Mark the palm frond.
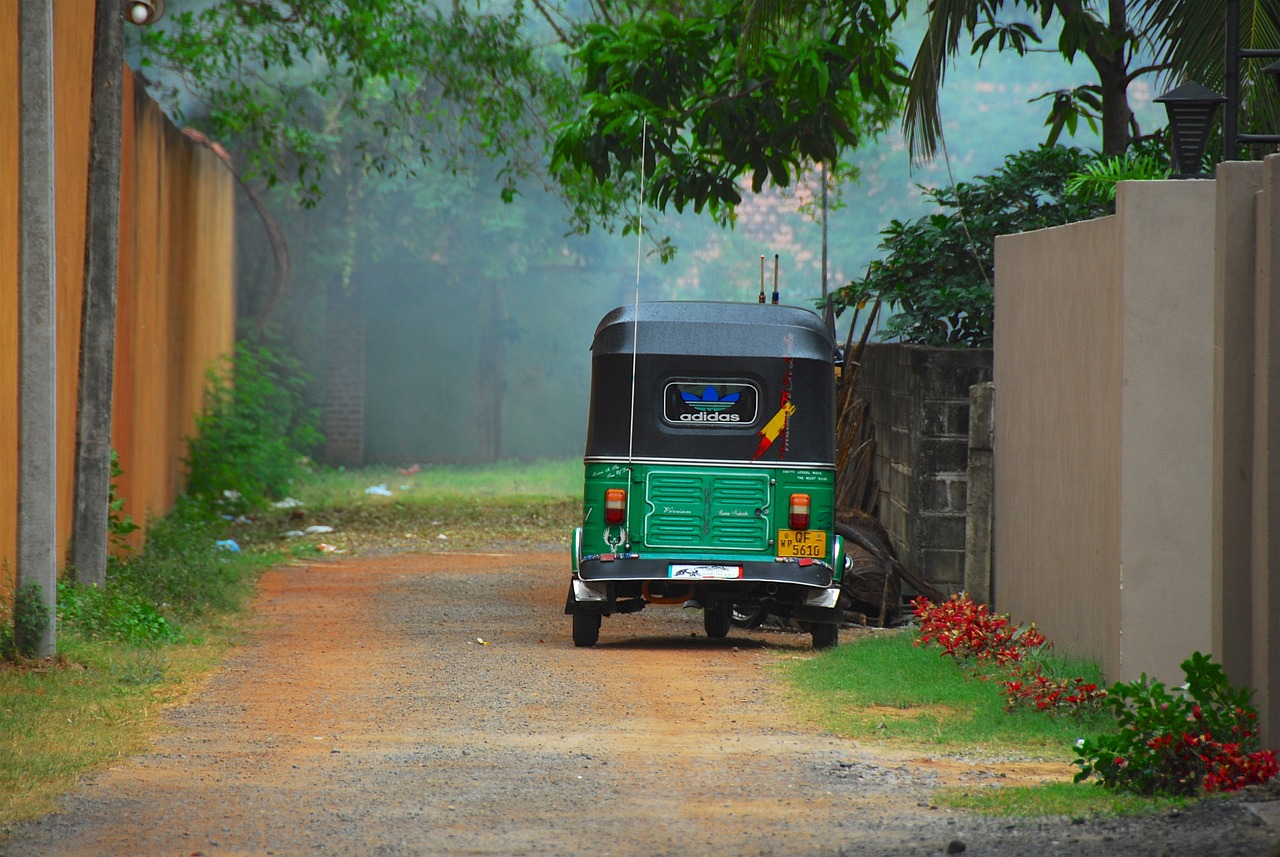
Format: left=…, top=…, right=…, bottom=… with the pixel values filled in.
left=903, top=0, right=986, bottom=162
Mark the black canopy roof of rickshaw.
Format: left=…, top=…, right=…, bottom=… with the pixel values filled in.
left=584, top=301, right=837, bottom=464
left=591, top=301, right=836, bottom=361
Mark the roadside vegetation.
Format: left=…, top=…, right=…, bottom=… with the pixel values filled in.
left=778, top=597, right=1277, bottom=819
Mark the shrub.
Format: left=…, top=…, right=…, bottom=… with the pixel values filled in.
left=108, top=450, right=140, bottom=553
left=913, top=594, right=1106, bottom=716
left=1073, top=652, right=1278, bottom=796
left=184, top=343, right=322, bottom=515
left=57, top=580, right=180, bottom=646
left=13, top=581, right=52, bottom=658
left=110, top=497, right=254, bottom=617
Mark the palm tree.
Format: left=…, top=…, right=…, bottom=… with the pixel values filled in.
left=903, top=0, right=1280, bottom=162
left=904, top=1, right=1150, bottom=159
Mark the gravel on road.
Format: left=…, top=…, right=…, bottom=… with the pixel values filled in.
left=2, top=551, right=1278, bottom=856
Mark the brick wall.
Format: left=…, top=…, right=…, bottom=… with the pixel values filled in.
left=322, top=281, right=366, bottom=466
left=859, top=343, right=993, bottom=593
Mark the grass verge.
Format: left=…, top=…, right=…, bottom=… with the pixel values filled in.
left=1, top=502, right=280, bottom=828
left=0, top=623, right=239, bottom=824
left=775, top=630, right=1190, bottom=818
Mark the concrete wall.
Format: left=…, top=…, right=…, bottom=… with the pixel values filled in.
left=994, top=177, right=1251, bottom=725
left=1249, top=159, right=1280, bottom=744
left=1117, top=181, right=1218, bottom=684
left=994, top=214, right=1124, bottom=679
left=1213, top=162, right=1263, bottom=732
left=860, top=344, right=992, bottom=594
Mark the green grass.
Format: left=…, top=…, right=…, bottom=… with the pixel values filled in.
left=937, top=780, right=1193, bottom=819
left=294, top=458, right=583, bottom=508
left=1, top=499, right=281, bottom=828
left=777, top=631, right=1109, bottom=753
left=223, top=459, right=583, bottom=556
left=0, top=615, right=243, bottom=825
left=773, top=630, right=1190, bottom=818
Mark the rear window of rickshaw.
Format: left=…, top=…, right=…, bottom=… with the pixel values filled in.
left=661, top=379, right=760, bottom=428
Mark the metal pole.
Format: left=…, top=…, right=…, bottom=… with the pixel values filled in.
left=821, top=162, right=832, bottom=334
left=72, top=0, right=126, bottom=587
left=18, top=0, right=59, bottom=657
left=1226, top=0, right=1240, bottom=160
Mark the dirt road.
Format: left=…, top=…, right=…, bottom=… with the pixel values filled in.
left=2, top=552, right=1277, bottom=856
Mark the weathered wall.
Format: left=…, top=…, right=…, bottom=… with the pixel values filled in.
left=1213, top=161, right=1263, bottom=735
left=1248, top=158, right=1280, bottom=745
left=860, top=343, right=992, bottom=593
left=1, top=4, right=236, bottom=598
left=993, top=180, right=1222, bottom=698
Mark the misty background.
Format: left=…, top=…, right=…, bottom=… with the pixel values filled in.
left=178, top=9, right=1162, bottom=465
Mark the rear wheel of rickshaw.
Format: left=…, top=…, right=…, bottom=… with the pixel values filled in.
left=811, top=622, right=839, bottom=650
left=730, top=603, right=769, bottom=628
left=703, top=601, right=731, bottom=638
left=572, top=610, right=601, bottom=647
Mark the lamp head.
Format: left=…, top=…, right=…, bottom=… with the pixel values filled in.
left=1155, top=82, right=1226, bottom=177
left=124, top=0, right=164, bottom=25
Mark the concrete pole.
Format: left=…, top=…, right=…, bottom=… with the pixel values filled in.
left=17, top=0, right=59, bottom=657
left=71, top=0, right=126, bottom=587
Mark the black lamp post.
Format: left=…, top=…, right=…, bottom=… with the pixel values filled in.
left=1155, top=83, right=1227, bottom=177
left=1224, top=0, right=1280, bottom=159
left=1158, top=0, right=1280, bottom=175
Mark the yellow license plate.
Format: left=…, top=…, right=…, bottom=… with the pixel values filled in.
left=776, top=529, right=826, bottom=558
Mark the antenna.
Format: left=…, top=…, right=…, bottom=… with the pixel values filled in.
left=758, top=255, right=766, bottom=303
left=771, top=254, right=779, bottom=305
left=627, top=120, right=647, bottom=464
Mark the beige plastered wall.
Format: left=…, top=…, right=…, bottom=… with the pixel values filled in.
left=994, top=180, right=1218, bottom=691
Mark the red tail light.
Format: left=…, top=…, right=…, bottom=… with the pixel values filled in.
left=789, top=493, right=811, bottom=530
left=604, top=488, right=627, bottom=524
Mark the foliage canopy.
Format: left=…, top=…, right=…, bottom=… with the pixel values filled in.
left=135, top=0, right=572, bottom=208
left=551, top=0, right=906, bottom=226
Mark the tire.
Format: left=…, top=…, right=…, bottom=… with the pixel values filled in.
left=704, top=601, right=731, bottom=638
left=730, top=604, right=769, bottom=629
left=572, top=610, right=601, bottom=647
left=811, top=622, right=839, bottom=650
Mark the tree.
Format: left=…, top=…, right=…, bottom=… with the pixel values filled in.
left=135, top=1, right=572, bottom=208
left=551, top=0, right=906, bottom=227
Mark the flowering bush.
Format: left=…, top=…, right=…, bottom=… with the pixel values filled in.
left=912, top=594, right=1105, bottom=716
left=1073, top=652, right=1278, bottom=796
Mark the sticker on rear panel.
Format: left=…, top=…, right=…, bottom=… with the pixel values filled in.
left=663, top=381, right=758, bottom=427
left=668, top=564, right=744, bottom=580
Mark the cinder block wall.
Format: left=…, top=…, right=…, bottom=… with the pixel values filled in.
left=859, top=343, right=992, bottom=594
